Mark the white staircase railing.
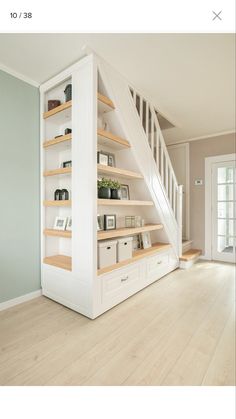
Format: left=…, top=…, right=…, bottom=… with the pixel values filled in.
left=129, top=88, right=183, bottom=255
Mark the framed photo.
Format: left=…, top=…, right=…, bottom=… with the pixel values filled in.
left=132, top=234, right=142, bottom=251
left=97, top=215, right=104, bottom=231
left=66, top=216, right=72, bottom=231
left=104, top=214, right=116, bottom=230
left=53, top=216, right=67, bottom=231
left=108, top=153, right=116, bottom=167
left=97, top=151, right=109, bottom=166
left=120, top=184, right=130, bottom=200
left=62, top=160, right=72, bottom=168
left=141, top=232, right=152, bottom=249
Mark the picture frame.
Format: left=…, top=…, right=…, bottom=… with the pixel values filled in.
left=104, top=214, right=116, bottom=230
left=97, top=151, right=109, bottom=166
left=97, top=215, right=104, bottom=231
left=132, top=234, right=142, bottom=251
left=53, top=216, right=67, bottom=231
left=62, top=160, right=72, bottom=168
left=66, top=216, right=72, bottom=231
left=108, top=153, right=116, bottom=167
left=120, top=184, right=130, bottom=200
left=141, top=232, right=152, bottom=249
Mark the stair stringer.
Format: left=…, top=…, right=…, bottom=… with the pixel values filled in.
left=97, top=58, right=180, bottom=259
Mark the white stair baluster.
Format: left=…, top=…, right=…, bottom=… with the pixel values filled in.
left=169, top=172, right=173, bottom=208
left=156, top=131, right=159, bottom=170
left=145, top=102, right=149, bottom=135
left=160, top=144, right=164, bottom=182
left=140, top=96, right=143, bottom=127
left=165, top=162, right=169, bottom=197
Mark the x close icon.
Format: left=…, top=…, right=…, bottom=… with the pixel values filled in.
left=212, top=10, right=222, bottom=20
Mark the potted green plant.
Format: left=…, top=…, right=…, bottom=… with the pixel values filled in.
left=110, top=180, right=121, bottom=199
left=97, top=178, right=112, bottom=199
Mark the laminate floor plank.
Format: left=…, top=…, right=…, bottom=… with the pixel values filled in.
left=0, top=261, right=234, bottom=386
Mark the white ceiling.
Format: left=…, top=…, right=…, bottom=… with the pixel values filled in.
left=0, top=33, right=235, bottom=144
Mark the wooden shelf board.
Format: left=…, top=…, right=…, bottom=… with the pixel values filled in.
left=43, top=200, right=71, bottom=207
left=97, top=164, right=143, bottom=179
left=97, top=224, right=163, bottom=240
left=43, top=255, right=72, bottom=271
left=43, top=134, right=72, bottom=148
left=180, top=249, right=202, bottom=261
left=97, top=199, right=153, bottom=206
left=43, top=243, right=171, bottom=274
left=97, top=93, right=115, bottom=113
left=97, top=242, right=171, bottom=275
left=43, top=93, right=113, bottom=119
left=44, top=229, right=71, bottom=238
left=43, top=167, right=71, bottom=177
left=43, top=101, right=72, bottom=119
left=97, top=129, right=130, bottom=149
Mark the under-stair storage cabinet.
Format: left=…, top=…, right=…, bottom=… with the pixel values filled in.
left=40, top=54, right=179, bottom=319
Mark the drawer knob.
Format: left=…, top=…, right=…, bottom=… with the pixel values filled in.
left=157, top=261, right=162, bottom=265
left=121, top=275, right=129, bottom=282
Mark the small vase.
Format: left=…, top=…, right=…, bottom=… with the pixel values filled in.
left=64, top=84, right=72, bottom=102
left=61, top=189, right=69, bottom=200
left=111, top=189, right=121, bottom=199
left=98, top=187, right=111, bottom=199
left=54, top=189, right=62, bottom=200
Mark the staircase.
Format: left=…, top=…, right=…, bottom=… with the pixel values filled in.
left=129, top=87, right=182, bottom=225
left=128, top=87, right=202, bottom=269
left=97, top=56, right=204, bottom=270
left=98, top=58, right=183, bottom=261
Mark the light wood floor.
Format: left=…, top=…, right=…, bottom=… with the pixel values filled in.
left=0, top=261, right=235, bottom=386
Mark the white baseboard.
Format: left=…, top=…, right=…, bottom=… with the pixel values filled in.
left=0, top=289, right=42, bottom=312
left=180, top=259, right=196, bottom=269
left=199, top=254, right=210, bottom=260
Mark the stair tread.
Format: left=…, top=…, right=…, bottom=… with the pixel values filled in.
left=180, top=249, right=202, bottom=261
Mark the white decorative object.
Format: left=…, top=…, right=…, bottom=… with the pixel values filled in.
left=141, top=232, right=152, bottom=249
left=97, top=116, right=103, bottom=129
left=117, top=237, right=133, bottom=262
left=135, top=216, right=142, bottom=227
left=98, top=240, right=118, bottom=269
left=97, top=215, right=104, bottom=231
left=125, top=216, right=135, bottom=228
left=66, top=216, right=72, bottom=231
left=53, top=216, right=67, bottom=230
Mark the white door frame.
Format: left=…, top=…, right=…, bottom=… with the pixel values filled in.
left=205, top=153, right=236, bottom=260
left=167, top=142, right=190, bottom=240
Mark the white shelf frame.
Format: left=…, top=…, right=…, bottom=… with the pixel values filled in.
left=40, top=54, right=98, bottom=318
left=40, top=53, right=179, bottom=319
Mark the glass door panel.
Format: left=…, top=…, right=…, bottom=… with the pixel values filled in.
left=212, top=160, right=236, bottom=263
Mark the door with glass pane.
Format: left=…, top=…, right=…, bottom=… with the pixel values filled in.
left=212, top=161, right=236, bottom=262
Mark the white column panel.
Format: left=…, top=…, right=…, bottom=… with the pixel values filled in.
left=72, top=55, right=97, bottom=315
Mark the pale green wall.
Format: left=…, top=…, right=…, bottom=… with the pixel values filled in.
left=0, top=70, right=40, bottom=303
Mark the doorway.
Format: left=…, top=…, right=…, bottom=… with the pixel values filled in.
left=205, top=154, right=236, bottom=262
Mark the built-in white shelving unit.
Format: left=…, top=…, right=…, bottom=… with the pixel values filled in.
left=40, top=54, right=179, bottom=318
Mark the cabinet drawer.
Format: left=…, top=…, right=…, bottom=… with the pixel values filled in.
left=101, top=263, right=142, bottom=304
left=146, top=251, right=169, bottom=278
